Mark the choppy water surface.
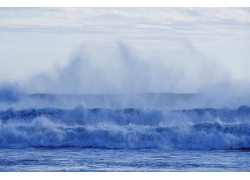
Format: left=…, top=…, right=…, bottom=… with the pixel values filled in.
left=1, top=147, right=250, bottom=172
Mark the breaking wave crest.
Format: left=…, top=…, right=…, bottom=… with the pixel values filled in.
left=1, top=104, right=250, bottom=150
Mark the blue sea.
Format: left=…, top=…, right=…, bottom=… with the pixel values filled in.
left=1, top=92, right=250, bottom=172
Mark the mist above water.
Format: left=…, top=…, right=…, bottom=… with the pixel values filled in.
left=24, top=41, right=226, bottom=94
left=1, top=41, right=250, bottom=110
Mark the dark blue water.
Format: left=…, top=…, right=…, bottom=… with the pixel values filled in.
left=1, top=147, right=250, bottom=171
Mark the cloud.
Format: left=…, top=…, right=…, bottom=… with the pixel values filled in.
left=1, top=7, right=250, bottom=46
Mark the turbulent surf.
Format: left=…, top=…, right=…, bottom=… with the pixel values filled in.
left=1, top=93, right=250, bottom=150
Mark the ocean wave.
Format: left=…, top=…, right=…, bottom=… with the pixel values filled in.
left=1, top=105, right=250, bottom=150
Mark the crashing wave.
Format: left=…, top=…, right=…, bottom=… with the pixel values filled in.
left=0, top=104, right=250, bottom=150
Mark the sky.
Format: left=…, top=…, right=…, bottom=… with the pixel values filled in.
left=0, top=7, right=250, bottom=95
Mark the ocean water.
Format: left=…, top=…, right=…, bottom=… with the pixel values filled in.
left=1, top=92, right=250, bottom=171
left=1, top=148, right=250, bottom=172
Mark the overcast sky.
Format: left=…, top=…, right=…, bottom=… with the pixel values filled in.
left=0, top=7, right=250, bottom=95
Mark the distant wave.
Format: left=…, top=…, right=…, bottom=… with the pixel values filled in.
left=27, top=93, right=200, bottom=109
left=1, top=104, right=250, bottom=150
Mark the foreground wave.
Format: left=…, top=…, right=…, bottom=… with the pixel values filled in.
left=1, top=104, right=250, bottom=150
